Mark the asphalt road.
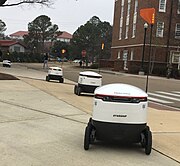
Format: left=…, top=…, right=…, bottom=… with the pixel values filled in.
left=6, top=62, right=180, bottom=109
left=62, top=64, right=180, bottom=109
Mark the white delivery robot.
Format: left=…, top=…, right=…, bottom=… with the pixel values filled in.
left=84, top=83, right=152, bottom=155
left=46, top=66, right=64, bottom=83
left=74, top=71, right=102, bottom=96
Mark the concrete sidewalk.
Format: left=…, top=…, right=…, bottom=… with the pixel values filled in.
left=21, top=77, right=180, bottom=163
left=0, top=65, right=180, bottom=164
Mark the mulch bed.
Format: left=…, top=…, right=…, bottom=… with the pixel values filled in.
left=0, top=73, right=19, bottom=80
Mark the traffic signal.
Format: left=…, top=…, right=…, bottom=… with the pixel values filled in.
left=61, top=49, right=66, bottom=54
left=101, top=43, right=105, bottom=50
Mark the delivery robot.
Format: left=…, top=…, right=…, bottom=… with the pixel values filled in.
left=74, top=71, right=102, bottom=96
left=46, top=66, right=64, bottom=83
left=84, top=83, right=152, bottom=155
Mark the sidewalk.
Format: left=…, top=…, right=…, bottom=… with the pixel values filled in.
left=0, top=64, right=180, bottom=163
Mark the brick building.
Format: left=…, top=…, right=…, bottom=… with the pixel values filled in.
left=111, top=0, right=180, bottom=75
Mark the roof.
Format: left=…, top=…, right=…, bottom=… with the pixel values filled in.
left=9, top=31, right=28, bottom=37
left=9, top=30, right=72, bottom=40
left=57, top=31, right=72, bottom=39
left=0, top=40, right=25, bottom=47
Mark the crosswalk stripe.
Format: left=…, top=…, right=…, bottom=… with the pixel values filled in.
left=148, top=92, right=180, bottom=102
left=172, top=91, right=180, bottom=94
left=148, top=97, right=173, bottom=104
left=156, top=91, right=180, bottom=98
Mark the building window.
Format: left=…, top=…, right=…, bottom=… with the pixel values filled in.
left=119, top=0, right=124, bottom=40
left=175, top=23, right=180, bottom=39
left=117, top=50, right=121, bottom=59
left=159, top=0, right=167, bottom=12
left=178, top=0, right=180, bottom=14
left=130, top=50, right=134, bottom=60
left=125, top=0, right=131, bottom=39
left=132, top=24, right=136, bottom=38
left=132, top=0, right=138, bottom=38
left=14, top=46, right=20, bottom=52
left=123, top=50, right=128, bottom=69
left=125, top=25, right=129, bottom=39
left=156, top=22, right=164, bottom=37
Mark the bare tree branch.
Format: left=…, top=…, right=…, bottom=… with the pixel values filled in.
left=0, top=0, right=54, bottom=7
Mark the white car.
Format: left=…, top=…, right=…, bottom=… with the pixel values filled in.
left=73, top=59, right=81, bottom=63
left=46, top=66, right=64, bottom=83
left=2, top=60, right=11, bottom=67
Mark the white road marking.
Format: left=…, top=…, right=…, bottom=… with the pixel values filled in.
left=148, top=92, right=180, bottom=101
left=148, top=97, right=173, bottom=104
left=172, top=91, right=180, bottom=94
left=148, top=92, right=180, bottom=102
left=156, top=91, right=180, bottom=98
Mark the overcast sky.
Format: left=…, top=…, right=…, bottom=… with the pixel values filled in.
left=1, top=0, right=114, bottom=35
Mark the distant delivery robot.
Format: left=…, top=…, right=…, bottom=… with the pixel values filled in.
left=74, top=71, right=102, bottom=96
left=84, top=83, right=152, bottom=155
left=46, top=66, right=64, bottom=83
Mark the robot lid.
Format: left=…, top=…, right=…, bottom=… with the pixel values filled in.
left=79, top=71, right=102, bottom=78
left=94, top=83, right=147, bottom=98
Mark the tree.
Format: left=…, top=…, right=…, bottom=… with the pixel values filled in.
left=0, top=19, right=6, bottom=37
left=51, top=41, right=70, bottom=60
left=24, top=15, right=59, bottom=53
left=71, top=16, right=112, bottom=62
left=0, top=0, right=53, bottom=7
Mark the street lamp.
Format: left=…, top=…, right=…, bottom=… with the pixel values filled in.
left=139, top=22, right=148, bottom=75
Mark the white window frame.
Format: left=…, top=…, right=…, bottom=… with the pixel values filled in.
left=119, top=0, right=124, bottom=40
left=132, top=0, right=138, bottom=38
left=159, top=0, right=167, bottom=12
left=175, top=23, right=180, bottom=39
left=132, top=24, right=136, bottom=38
left=125, top=25, right=129, bottom=39
left=170, top=51, right=180, bottom=69
left=130, top=50, right=134, bottom=60
left=178, top=0, right=180, bottom=14
left=117, top=50, right=121, bottom=59
left=156, top=22, right=164, bottom=37
left=123, top=50, right=128, bottom=70
left=125, top=0, right=131, bottom=39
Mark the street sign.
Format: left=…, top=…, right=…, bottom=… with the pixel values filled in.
left=140, top=8, right=155, bottom=25
left=81, top=50, right=87, bottom=57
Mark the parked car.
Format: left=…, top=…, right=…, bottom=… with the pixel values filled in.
left=73, top=59, right=81, bottom=63
left=57, top=57, right=62, bottom=62
left=2, top=60, right=11, bottom=67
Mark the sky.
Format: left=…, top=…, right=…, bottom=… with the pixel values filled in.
left=1, top=0, right=114, bottom=36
